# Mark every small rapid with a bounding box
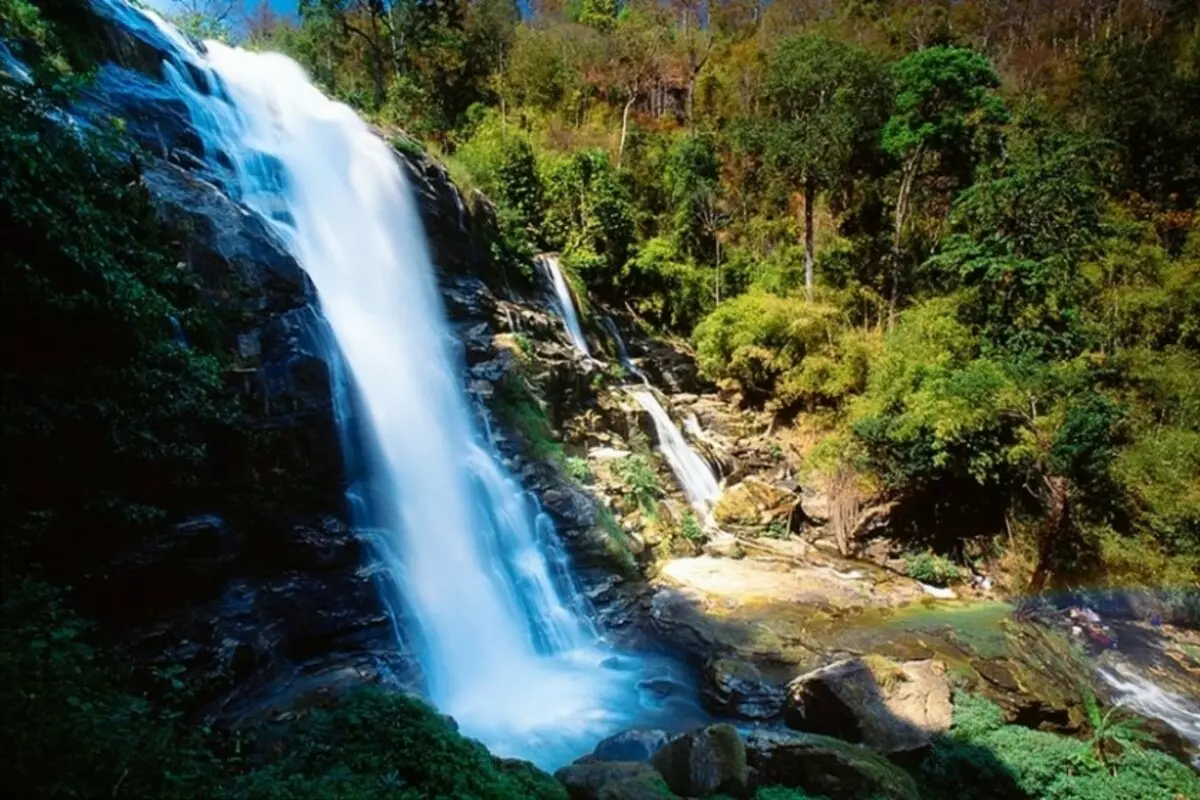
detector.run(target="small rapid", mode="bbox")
[1097,662,1200,766]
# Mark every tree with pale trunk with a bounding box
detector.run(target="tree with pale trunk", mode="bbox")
[762,35,888,303]
[882,45,1007,326]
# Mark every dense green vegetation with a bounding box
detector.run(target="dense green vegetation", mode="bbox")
[238,0,1200,591]
[3,1,1198,797]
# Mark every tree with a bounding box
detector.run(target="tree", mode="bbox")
[882,45,1007,324]
[612,6,669,167]
[763,35,888,302]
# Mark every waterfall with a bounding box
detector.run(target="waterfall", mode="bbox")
[635,389,722,514]
[602,315,648,382]
[537,254,591,355]
[1097,662,1200,766]
[601,316,722,514]
[92,0,677,767]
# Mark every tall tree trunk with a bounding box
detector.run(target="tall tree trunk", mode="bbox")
[618,93,636,167]
[714,236,721,305]
[1029,474,1070,595]
[804,173,816,303]
[888,147,924,329]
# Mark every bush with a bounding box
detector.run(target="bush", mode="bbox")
[680,511,704,541]
[903,552,966,586]
[612,454,661,515]
[232,689,567,800]
[918,692,1200,800]
[694,293,857,409]
[565,456,591,483]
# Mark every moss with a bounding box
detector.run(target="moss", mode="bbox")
[493,372,564,464]
[596,505,639,578]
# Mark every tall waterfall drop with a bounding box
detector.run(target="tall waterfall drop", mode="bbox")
[97,0,682,767]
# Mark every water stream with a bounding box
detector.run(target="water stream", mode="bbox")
[537,254,591,356]
[1097,661,1200,766]
[91,0,690,767]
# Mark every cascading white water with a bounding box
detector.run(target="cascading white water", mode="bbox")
[537,254,591,355]
[602,315,648,382]
[1097,662,1200,766]
[599,316,722,514]
[635,389,722,513]
[93,0,690,767]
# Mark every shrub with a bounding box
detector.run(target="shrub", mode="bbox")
[613,454,661,515]
[680,511,704,541]
[903,552,966,586]
[565,456,591,483]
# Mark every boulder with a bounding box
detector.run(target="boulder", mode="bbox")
[713,480,793,527]
[554,761,676,800]
[650,724,747,797]
[702,533,745,560]
[590,729,676,763]
[744,730,919,800]
[785,656,952,756]
[703,658,787,720]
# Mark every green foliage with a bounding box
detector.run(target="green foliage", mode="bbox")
[903,552,965,586]
[612,454,661,515]
[762,35,889,189]
[883,46,1007,167]
[695,293,865,409]
[1,81,228,559]
[1080,687,1156,769]
[920,692,1200,800]
[565,455,592,483]
[680,511,704,542]
[0,577,223,798]
[493,372,563,463]
[232,689,567,800]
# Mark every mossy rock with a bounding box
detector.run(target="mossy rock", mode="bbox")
[745,730,919,800]
[650,724,748,797]
[555,761,677,800]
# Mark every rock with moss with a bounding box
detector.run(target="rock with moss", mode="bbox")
[785,656,952,756]
[555,761,677,800]
[650,723,748,797]
[744,730,919,800]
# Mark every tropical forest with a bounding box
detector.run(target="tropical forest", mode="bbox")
[1,0,1198,798]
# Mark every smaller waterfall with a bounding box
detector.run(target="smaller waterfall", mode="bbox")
[602,315,648,383]
[537,254,590,356]
[1097,662,1200,766]
[0,41,32,84]
[601,316,722,514]
[634,388,721,514]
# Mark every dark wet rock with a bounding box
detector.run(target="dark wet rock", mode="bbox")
[639,342,707,395]
[590,729,677,763]
[145,162,313,313]
[554,761,676,800]
[784,656,952,756]
[650,723,747,797]
[703,658,787,720]
[745,729,920,800]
